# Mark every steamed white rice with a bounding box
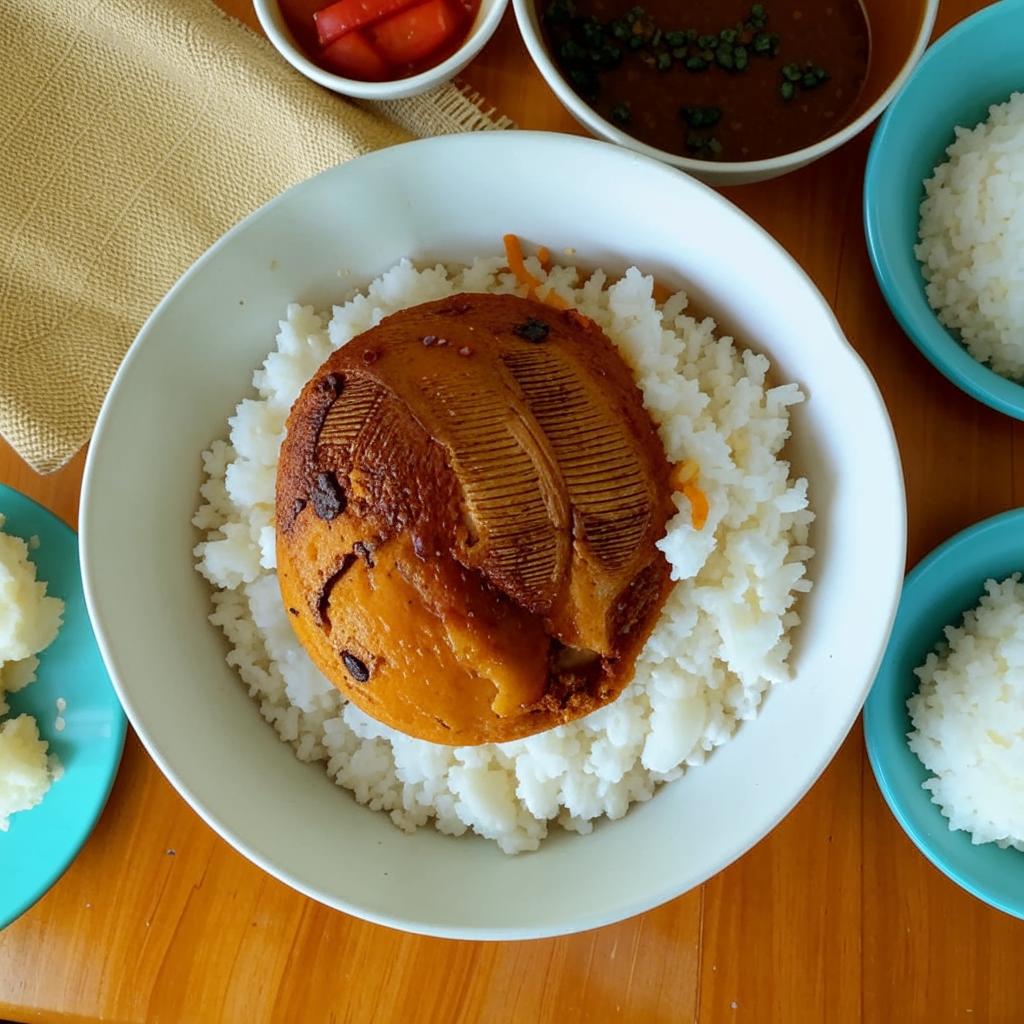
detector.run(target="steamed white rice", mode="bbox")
[0,515,63,831]
[916,91,1024,381]
[908,575,1024,850]
[193,255,814,854]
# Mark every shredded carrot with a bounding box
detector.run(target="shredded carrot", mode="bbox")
[671,460,708,530]
[683,482,709,531]
[503,233,541,292]
[503,234,575,312]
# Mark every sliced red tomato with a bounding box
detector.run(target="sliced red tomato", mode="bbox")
[368,0,461,67]
[313,0,420,47]
[319,30,391,80]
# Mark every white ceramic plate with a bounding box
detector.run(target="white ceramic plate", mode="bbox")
[81,132,905,939]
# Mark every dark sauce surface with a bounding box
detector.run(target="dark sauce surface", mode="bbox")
[539,1,870,161]
[279,0,479,80]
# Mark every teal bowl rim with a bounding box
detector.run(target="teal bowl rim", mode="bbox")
[864,507,1024,919]
[863,0,1024,422]
[0,485,127,929]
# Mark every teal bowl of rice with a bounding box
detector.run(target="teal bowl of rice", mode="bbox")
[865,509,1024,919]
[864,0,1024,420]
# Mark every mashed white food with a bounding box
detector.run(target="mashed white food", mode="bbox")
[0,715,55,830]
[908,575,1024,850]
[916,92,1024,381]
[0,514,64,831]
[194,256,814,853]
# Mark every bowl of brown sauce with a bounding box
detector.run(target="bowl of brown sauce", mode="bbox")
[515,0,939,184]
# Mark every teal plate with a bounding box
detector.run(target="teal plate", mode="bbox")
[864,509,1024,919]
[0,485,126,929]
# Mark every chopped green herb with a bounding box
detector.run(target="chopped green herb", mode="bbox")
[559,39,586,63]
[672,46,687,59]
[715,45,735,70]
[685,28,697,41]
[681,105,722,128]
[775,60,831,97]
[651,28,662,46]
[697,33,716,49]
[628,35,644,49]
[611,101,632,125]
[685,131,723,157]
[734,45,748,70]
[799,65,828,88]
[752,32,780,56]
[665,29,687,47]
[542,0,575,25]
[751,2,765,16]
[684,55,707,71]
[656,51,672,71]
[719,27,737,44]
[610,19,629,39]
[580,17,604,46]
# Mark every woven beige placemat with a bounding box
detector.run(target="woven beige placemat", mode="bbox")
[0,0,509,473]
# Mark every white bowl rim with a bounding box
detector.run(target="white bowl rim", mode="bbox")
[512,0,940,176]
[253,0,509,100]
[79,131,907,939]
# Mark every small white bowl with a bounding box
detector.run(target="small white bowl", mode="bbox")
[254,0,508,100]
[513,0,939,185]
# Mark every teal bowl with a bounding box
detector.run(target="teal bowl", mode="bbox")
[864,0,1024,420]
[0,485,126,929]
[864,509,1024,919]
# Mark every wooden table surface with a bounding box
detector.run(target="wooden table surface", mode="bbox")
[2,1,1023,1021]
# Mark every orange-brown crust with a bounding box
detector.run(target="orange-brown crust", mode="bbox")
[276,292,674,745]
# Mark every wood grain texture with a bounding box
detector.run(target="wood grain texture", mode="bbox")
[2,1,1023,1021]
